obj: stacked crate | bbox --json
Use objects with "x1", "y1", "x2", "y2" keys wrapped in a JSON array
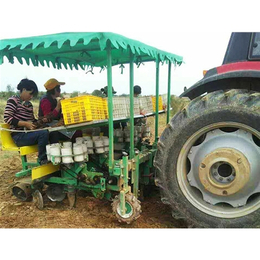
[
  {"x1": 61, "y1": 94, "x2": 168, "y2": 125},
  {"x1": 152, "y1": 95, "x2": 164, "y2": 111},
  {"x1": 103, "y1": 98, "x2": 109, "y2": 119},
  {"x1": 104, "y1": 97, "x2": 130, "y2": 119},
  {"x1": 124, "y1": 98, "x2": 141, "y2": 117},
  {"x1": 91, "y1": 96, "x2": 107, "y2": 120},
  {"x1": 113, "y1": 97, "x2": 128, "y2": 118},
  {"x1": 161, "y1": 94, "x2": 168, "y2": 108},
  {"x1": 138, "y1": 96, "x2": 154, "y2": 114},
  {"x1": 61, "y1": 95, "x2": 107, "y2": 125}
]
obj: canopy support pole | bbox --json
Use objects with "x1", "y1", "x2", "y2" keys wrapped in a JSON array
[
  {"x1": 155, "y1": 57, "x2": 160, "y2": 142},
  {"x1": 106, "y1": 40, "x2": 114, "y2": 173},
  {"x1": 167, "y1": 61, "x2": 172, "y2": 124},
  {"x1": 129, "y1": 52, "x2": 135, "y2": 160}
]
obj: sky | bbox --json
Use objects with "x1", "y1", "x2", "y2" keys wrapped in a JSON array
[
  {"x1": 0, "y1": 0, "x2": 242, "y2": 97},
  {"x1": 0, "y1": 31, "x2": 231, "y2": 96}
]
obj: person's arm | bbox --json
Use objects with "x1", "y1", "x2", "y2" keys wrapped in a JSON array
[
  {"x1": 4, "y1": 98, "x2": 36, "y2": 130},
  {"x1": 139, "y1": 105, "x2": 147, "y2": 124},
  {"x1": 18, "y1": 121, "x2": 36, "y2": 130},
  {"x1": 4, "y1": 98, "x2": 20, "y2": 126}
]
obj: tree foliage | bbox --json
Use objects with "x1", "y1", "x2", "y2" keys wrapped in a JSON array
[
  {"x1": 71, "y1": 91, "x2": 79, "y2": 98},
  {"x1": 92, "y1": 89, "x2": 104, "y2": 97}
]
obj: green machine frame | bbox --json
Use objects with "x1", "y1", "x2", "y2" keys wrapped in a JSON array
[{"x1": 0, "y1": 32, "x2": 183, "y2": 223}]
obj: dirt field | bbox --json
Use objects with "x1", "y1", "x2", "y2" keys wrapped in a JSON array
[
  {"x1": 0, "y1": 149, "x2": 187, "y2": 229},
  {"x1": 0, "y1": 113, "x2": 188, "y2": 228}
]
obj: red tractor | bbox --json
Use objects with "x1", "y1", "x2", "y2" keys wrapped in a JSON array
[{"x1": 154, "y1": 32, "x2": 260, "y2": 228}]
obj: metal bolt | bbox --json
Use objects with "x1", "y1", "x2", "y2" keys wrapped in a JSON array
[
  {"x1": 237, "y1": 158, "x2": 242, "y2": 164},
  {"x1": 201, "y1": 163, "x2": 206, "y2": 169},
  {"x1": 222, "y1": 190, "x2": 228, "y2": 195}
]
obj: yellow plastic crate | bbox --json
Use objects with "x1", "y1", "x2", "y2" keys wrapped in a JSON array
[
  {"x1": 103, "y1": 99, "x2": 109, "y2": 119},
  {"x1": 61, "y1": 95, "x2": 107, "y2": 125},
  {"x1": 152, "y1": 96, "x2": 163, "y2": 111}
]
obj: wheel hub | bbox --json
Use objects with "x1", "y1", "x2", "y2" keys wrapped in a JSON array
[
  {"x1": 116, "y1": 202, "x2": 133, "y2": 218},
  {"x1": 199, "y1": 148, "x2": 250, "y2": 196},
  {"x1": 211, "y1": 162, "x2": 236, "y2": 184},
  {"x1": 186, "y1": 128, "x2": 260, "y2": 208}
]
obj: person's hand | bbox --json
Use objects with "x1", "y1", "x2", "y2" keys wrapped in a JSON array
[
  {"x1": 42, "y1": 116, "x2": 53, "y2": 123},
  {"x1": 56, "y1": 99, "x2": 62, "y2": 111},
  {"x1": 25, "y1": 121, "x2": 36, "y2": 130},
  {"x1": 140, "y1": 109, "x2": 146, "y2": 116}
]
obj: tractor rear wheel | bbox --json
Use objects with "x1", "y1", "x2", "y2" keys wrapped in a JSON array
[{"x1": 154, "y1": 89, "x2": 260, "y2": 228}]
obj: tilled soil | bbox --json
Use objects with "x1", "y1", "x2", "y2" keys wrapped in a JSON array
[{"x1": 0, "y1": 150, "x2": 187, "y2": 228}]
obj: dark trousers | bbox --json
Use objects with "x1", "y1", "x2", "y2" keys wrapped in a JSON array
[{"x1": 12, "y1": 130, "x2": 49, "y2": 162}]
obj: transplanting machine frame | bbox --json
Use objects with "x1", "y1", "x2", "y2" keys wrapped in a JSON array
[{"x1": 0, "y1": 32, "x2": 183, "y2": 224}]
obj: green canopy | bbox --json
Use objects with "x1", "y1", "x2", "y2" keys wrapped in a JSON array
[{"x1": 0, "y1": 32, "x2": 183, "y2": 70}]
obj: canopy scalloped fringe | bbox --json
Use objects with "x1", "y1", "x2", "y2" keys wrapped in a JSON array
[{"x1": 0, "y1": 32, "x2": 183, "y2": 70}]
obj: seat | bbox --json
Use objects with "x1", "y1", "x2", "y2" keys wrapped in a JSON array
[
  {"x1": 0, "y1": 123, "x2": 39, "y2": 177},
  {"x1": 1, "y1": 123, "x2": 38, "y2": 155}
]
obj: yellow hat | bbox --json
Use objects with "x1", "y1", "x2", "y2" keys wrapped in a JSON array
[{"x1": 44, "y1": 78, "x2": 65, "y2": 91}]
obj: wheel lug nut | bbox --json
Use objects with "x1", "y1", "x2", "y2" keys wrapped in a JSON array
[
  {"x1": 201, "y1": 163, "x2": 206, "y2": 169},
  {"x1": 237, "y1": 158, "x2": 242, "y2": 164}
]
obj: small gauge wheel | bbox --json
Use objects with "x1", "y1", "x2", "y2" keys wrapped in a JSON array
[
  {"x1": 112, "y1": 193, "x2": 141, "y2": 224},
  {"x1": 33, "y1": 190, "x2": 44, "y2": 210}
]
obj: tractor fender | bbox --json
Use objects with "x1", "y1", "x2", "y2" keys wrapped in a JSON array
[{"x1": 180, "y1": 61, "x2": 260, "y2": 100}]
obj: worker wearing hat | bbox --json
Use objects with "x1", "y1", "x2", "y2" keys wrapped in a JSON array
[
  {"x1": 39, "y1": 78, "x2": 82, "y2": 143},
  {"x1": 44, "y1": 78, "x2": 65, "y2": 91},
  {"x1": 100, "y1": 86, "x2": 117, "y2": 97},
  {"x1": 38, "y1": 78, "x2": 65, "y2": 122}
]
